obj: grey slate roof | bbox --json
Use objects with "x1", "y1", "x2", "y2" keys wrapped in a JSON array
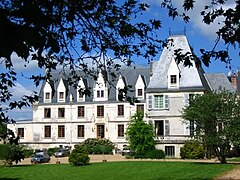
[
  {"x1": 38, "y1": 67, "x2": 151, "y2": 103},
  {"x1": 147, "y1": 35, "x2": 205, "y2": 92},
  {"x1": 38, "y1": 35, "x2": 235, "y2": 104},
  {"x1": 204, "y1": 73, "x2": 235, "y2": 93}
]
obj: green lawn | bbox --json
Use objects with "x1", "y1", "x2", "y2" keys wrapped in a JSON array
[{"x1": 0, "y1": 161, "x2": 237, "y2": 180}]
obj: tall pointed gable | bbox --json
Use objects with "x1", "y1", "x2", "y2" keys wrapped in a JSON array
[{"x1": 147, "y1": 35, "x2": 204, "y2": 92}]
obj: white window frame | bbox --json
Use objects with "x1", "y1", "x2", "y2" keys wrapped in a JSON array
[{"x1": 148, "y1": 95, "x2": 169, "y2": 110}]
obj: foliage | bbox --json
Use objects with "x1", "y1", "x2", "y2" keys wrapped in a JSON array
[
  {"x1": 182, "y1": 91, "x2": 240, "y2": 163},
  {"x1": 20, "y1": 145, "x2": 34, "y2": 158},
  {"x1": 135, "y1": 148, "x2": 165, "y2": 159},
  {"x1": 180, "y1": 140, "x2": 205, "y2": 159},
  {"x1": 0, "y1": 162, "x2": 235, "y2": 180},
  {"x1": 0, "y1": 144, "x2": 24, "y2": 166},
  {"x1": 126, "y1": 112, "x2": 155, "y2": 155},
  {"x1": 80, "y1": 138, "x2": 114, "y2": 154},
  {"x1": 0, "y1": 127, "x2": 24, "y2": 166},
  {"x1": 69, "y1": 145, "x2": 90, "y2": 166},
  {"x1": 144, "y1": 149, "x2": 166, "y2": 159},
  {"x1": 162, "y1": 0, "x2": 240, "y2": 68},
  {"x1": 0, "y1": 0, "x2": 163, "y2": 123},
  {"x1": 47, "y1": 147, "x2": 60, "y2": 156}
]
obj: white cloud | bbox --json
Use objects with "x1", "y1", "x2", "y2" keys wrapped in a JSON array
[
  {"x1": 10, "y1": 52, "x2": 39, "y2": 71},
  {"x1": 147, "y1": 0, "x2": 236, "y2": 40},
  {"x1": 10, "y1": 82, "x2": 37, "y2": 100}
]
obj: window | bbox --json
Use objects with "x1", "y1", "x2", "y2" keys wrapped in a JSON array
[
  {"x1": 155, "y1": 120, "x2": 170, "y2": 136},
  {"x1": 155, "y1": 120, "x2": 164, "y2": 136},
  {"x1": 97, "y1": 125, "x2": 104, "y2": 138},
  {"x1": 97, "y1": 90, "x2": 104, "y2": 98},
  {"x1": 137, "y1": 89, "x2": 143, "y2": 96},
  {"x1": 154, "y1": 95, "x2": 164, "y2": 109},
  {"x1": 149, "y1": 95, "x2": 169, "y2": 109},
  {"x1": 136, "y1": 104, "x2": 144, "y2": 113},
  {"x1": 78, "y1": 90, "x2": 84, "y2": 98},
  {"x1": 58, "y1": 108, "x2": 65, "y2": 118},
  {"x1": 44, "y1": 108, "x2": 51, "y2": 118},
  {"x1": 78, "y1": 106, "x2": 85, "y2": 117},
  {"x1": 170, "y1": 75, "x2": 177, "y2": 84},
  {"x1": 97, "y1": 106, "x2": 104, "y2": 117},
  {"x1": 17, "y1": 128, "x2": 24, "y2": 138},
  {"x1": 44, "y1": 126, "x2": 51, "y2": 138},
  {"x1": 45, "y1": 92, "x2": 50, "y2": 100},
  {"x1": 58, "y1": 125, "x2": 65, "y2": 138},
  {"x1": 165, "y1": 146, "x2": 175, "y2": 157},
  {"x1": 59, "y1": 92, "x2": 64, "y2": 99},
  {"x1": 118, "y1": 125, "x2": 124, "y2": 137},
  {"x1": 77, "y1": 125, "x2": 84, "y2": 138},
  {"x1": 118, "y1": 105, "x2": 124, "y2": 116}
]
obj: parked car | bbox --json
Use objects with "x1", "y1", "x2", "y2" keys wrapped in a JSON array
[
  {"x1": 54, "y1": 148, "x2": 70, "y2": 158},
  {"x1": 31, "y1": 153, "x2": 50, "y2": 163},
  {"x1": 122, "y1": 146, "x2": 134, "y2": 156}
]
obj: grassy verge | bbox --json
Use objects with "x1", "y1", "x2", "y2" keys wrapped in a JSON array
[{"x1": 0, "y1": 161, "x2": 237, "y2": 180}]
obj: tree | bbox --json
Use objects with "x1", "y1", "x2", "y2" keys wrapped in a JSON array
[
  {"x1": 162, "y1": 0, "x2": 240, "y2": 68},
  {"x1": 126, "y1": 112, "x2": 155, "y2": 155},
  {"x1": 0, "y1": 0, "x2": 162, "y2": 124},
  {"x1": 68, "y1": 144, "x2": 90, "y2": 166},
  {"x1": 1, "y1": 1, "x2": 239, "y2": 131},
  {"x1": 182, "y1": 91, "x2": 240, "y2": 163}
]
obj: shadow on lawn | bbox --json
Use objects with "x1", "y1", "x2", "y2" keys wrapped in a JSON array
[{"x1": 0, "y1": 178, "x2": 20, "y2": 180}]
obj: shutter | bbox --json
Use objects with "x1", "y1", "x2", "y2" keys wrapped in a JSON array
[
  {"x1": 184, "y1": 94, "x2": 189, "y2": 106},
  {"x1": 148, "y1": 95, "x2": 153, "y2": 109},
  {"x1": 165, "y1": 95, "x2": 169, "y2": 109},
  {"x1": 165, "y1": 120, "x2": 170, "y2": 136}
]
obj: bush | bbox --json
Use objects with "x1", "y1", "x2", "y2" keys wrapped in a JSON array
[
  {"x1": 47, "y1": 147, "x2": 60, "y2": 156},
  {"x1": 69, "y1": 145, "x2": 90, "y2": 166},
  {"x1": 80, "y1": 138, "x2": 114, "y2": 154},
  {"x1": 144, "y1": 149, "x2": 166, "y2": 159},
  {"x1": 134, "y1": 148, "x2": 165, "y2": 159},
  {"x1": 180, "y1": 140, "x2": 205, "y2": 159},
  {"x1": 0, "y1": 144, "x2": 24, "y2": 166},
  {"x1": 22, "y1": 148, "x2": 34, "y2": 158}
]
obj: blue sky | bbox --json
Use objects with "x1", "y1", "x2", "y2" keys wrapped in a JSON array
[{"x1": 0, "y1": 0, "x2": 239, "y2": 120}]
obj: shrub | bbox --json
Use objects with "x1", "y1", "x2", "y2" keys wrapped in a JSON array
[
  {"x1": 22, "y1": 148, "x2": 34, "y2": 158},
  {"x1": 0, "y1": 144, "x2": 24, "y2": 166},
  {"x1": 48, "y1": 147, "x2": 60, "y2": 156},
  {"x1": 81, "y1": 138, "x2": 114, "y2": 154},
  {"x1": 134, "y1": 148, "x2": 165, "y2": 159},
  {"x1": 69, "y1": 145, "x2": 90, "y2": 166},
  {"x1": 180, "y1": 140, "x2": 205, "y2": 159},
  {"x1": 144, "y1": 149, "x2": 166, "y2": 159}
]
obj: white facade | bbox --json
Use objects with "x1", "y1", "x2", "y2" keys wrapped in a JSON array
[{"x1": 7, "y1": 34, "x2": 235, "y2": 158}]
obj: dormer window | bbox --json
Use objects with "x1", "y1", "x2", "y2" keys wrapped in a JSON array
[
  {"x1": 77, "y1": 78, "x2": 86, "y2": 102},
  {"x1": 57, "y1": 78, "x2": 66, "y2": 102},
  {"x1": 45, "y1": 92, "x2": 50, "y2": 100},
  {"x1": 135, "y1": 75, "x2": 145, "y2": 100},
  {"x1": 77, "y1": 89, "x2": 85, "y2": 102},
  {"x1": 44, "y1": 92, "x2": 51, "y2": 102},
  {"x1": 170, "y1": 75, "x2": 177, "y2": 85},
  {"x1": 43, "y1": 81, "x2": 52, "y2": 103},
  {"x1": 59, "y1": 92, "x2": 64, "y2": 101},
  {"x1": 94, "y1": 71, "x2": 108, "y2": 101},
  {"x1": 137, "y1": 89, "x2": 143, "y2": 97},
  {"x1": 97, "y1": 90, "x2": 104, "y2": 98},
  {"x1": 168, "y1": 56, "x2": 180, "y2": 88}
]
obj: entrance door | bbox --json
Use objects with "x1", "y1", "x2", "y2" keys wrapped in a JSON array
[{"x1": 97, "y1": 125, "x2": 104, "y2": 138}]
